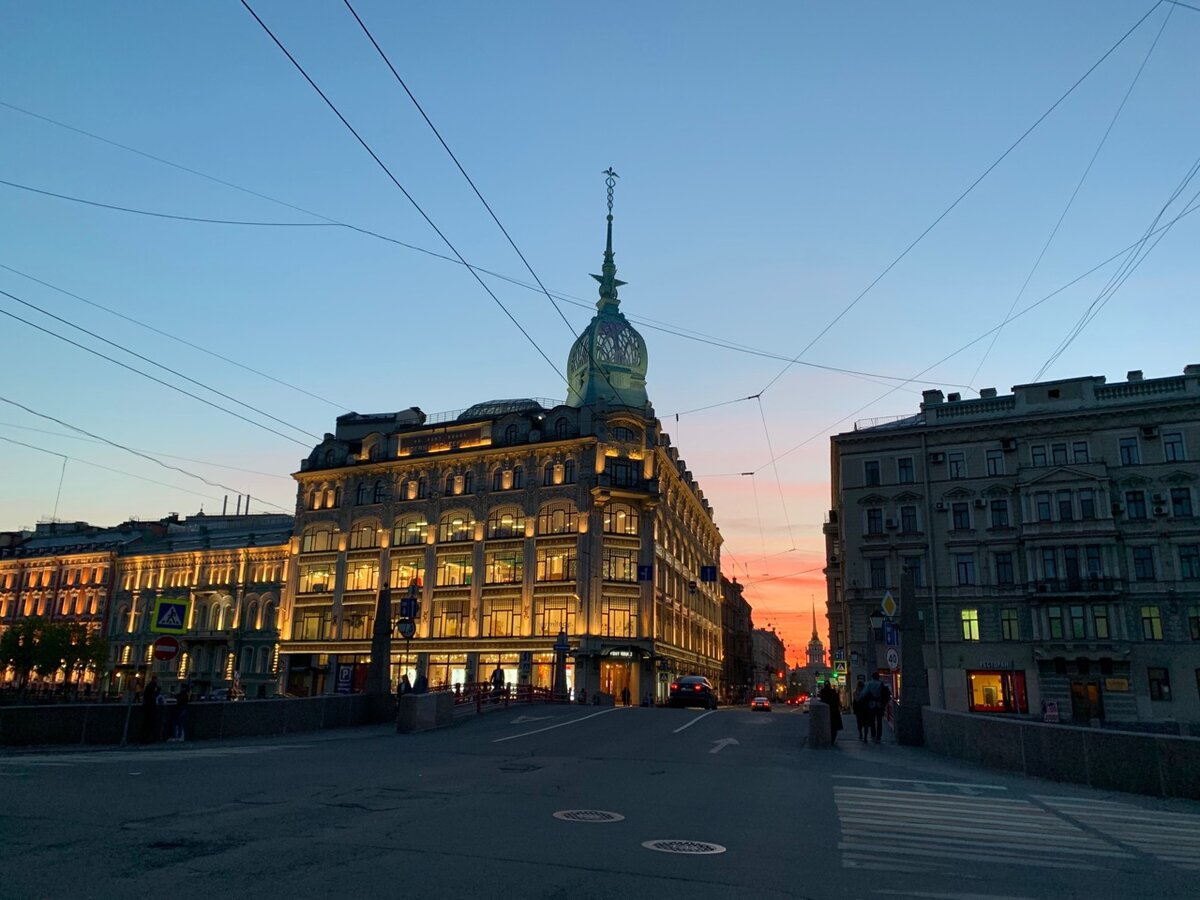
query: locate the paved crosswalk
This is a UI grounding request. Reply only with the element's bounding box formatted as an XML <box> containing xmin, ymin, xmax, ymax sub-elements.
<box><xmin>1035</xmin><ymin>794</ymin><xmax>1200</xmax><ymax>872</ymax></box>
<box><xmin>834</xmin><ymin>777</ymin><xmax>1134</xmax><ymax>873</ymax></box>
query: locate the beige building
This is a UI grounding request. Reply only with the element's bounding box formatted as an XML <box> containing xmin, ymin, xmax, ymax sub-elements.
<box><xmin>281</xmin><ymin>203</ymin><xmax>724</xmax><ymax>702</ymax></box>
<box><xmin>825</xmin><ymin>366</ymin><xmax>1200</xmax><ymax>730</ymax></box>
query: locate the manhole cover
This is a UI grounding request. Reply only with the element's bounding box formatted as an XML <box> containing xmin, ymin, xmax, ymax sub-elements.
<box><xmin>553</xmin><ymin>809</ymin><xmax>625</xmax><ymax>823</ymax></box>
<box><xmin>642</xmin><ymin>839</ymin><xmax>726</xmax><ymax>855</ymax></box>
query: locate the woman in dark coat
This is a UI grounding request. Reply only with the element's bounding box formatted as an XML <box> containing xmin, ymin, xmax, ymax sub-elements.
<box><xmin>818</xmin><ymin>681</ymin><xmax>843</xmax><ymax>744</ymax></box>
<box><xmin>852</xmin><ymin>675</ymin><xmax>871</xmax><ymax>741</ymax></box>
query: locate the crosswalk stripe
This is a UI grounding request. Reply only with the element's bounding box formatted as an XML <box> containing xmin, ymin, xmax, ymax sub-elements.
<box><xmin>837</xmin><ymin>839</ymin><xmax>1095</xmax><ymax>870</ymax></box>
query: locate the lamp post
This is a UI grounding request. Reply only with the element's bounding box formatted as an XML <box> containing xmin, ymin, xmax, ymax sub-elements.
<box><xmin>866</xmin><ymin>610</ymin><xmax>883</xmax><ymax>679</ymax></box>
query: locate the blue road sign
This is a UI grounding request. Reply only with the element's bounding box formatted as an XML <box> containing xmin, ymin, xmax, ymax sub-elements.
<box><xmin>884</xmin><ymin>620</ymin><xmax>899</xmax><ymax>646</ymax></box>
<box><xmin>637</xmin><ymin>565</ymin><xmax>653</xmax><ymax>582</ymax></box>
<box><xmin>151</xmin><ymin>598</ymin><xmax>189</xmax><ymax>635</ymax></box>
<box><xmin>399</xmin><ymin>597</ymin><xmax>420</xmax><ymax>619</ymax></box>
<box><xmin>700</xmin><ymin>565</ymin><xmax>718</xmax><ymax>582</ymax></box>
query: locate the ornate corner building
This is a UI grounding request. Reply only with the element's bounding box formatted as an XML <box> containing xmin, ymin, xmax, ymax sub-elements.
<box><xmin>825</xmin><ymin>366</ymin><xmax>1200</xmax><ymax>729</ymax></box>
<box><xmin>280</xmin><ymin>188</ymin><xmax>724</xmax><ymax>702</ymax></box>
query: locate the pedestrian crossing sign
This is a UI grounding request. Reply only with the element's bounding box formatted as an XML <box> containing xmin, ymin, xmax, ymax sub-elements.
<box><xmin>151</xmin><ymin>598</ymin><xmax>190</xmax><ymax>635</ymax></box>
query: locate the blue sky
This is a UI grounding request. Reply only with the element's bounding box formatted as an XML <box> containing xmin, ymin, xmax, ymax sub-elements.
<box><xmin>3</xmin><ymin>1</ymin><xmax>1198</xmax><ymax>655</ymax></box>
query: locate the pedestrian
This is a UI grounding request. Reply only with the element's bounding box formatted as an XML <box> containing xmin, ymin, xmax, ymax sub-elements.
<box><xmin>817</xmin><ymin>680</ymin><xmax>843</xmax><ymax>745</ymax></box>
<box><xmin>852</xmin><ymin>675</ymin><xmax>871</xmax><ymax>742</ymax></box>
<box><xmin>621</xmin><ymin>685</ymin><xmax>631</xmax><ymax>707</ymax></box>
<box><xmin>141</xmin><ymin>674</ymin><xmax>161</xmax><ymax>744</ymax></box>
<box><xmin>413</xmin><ymin>672</ymin><xmax>428</xmax><ymax>694</ymax></box>
<box><xmin>865</xmin><ymin>671</ymin><xmax>892</xmax><ymax>743</ymax></box>
<box><xmin>170</xmin><ymin>682</ymin><xmax>190</xmax><ymax>742</ymax></box>
<box><xmin>398</xmin><ymin>673</ymin><xmax>412</xmax><ymax>695</ymax></box>
<box><xmin>490</xmin><ymin>664</ymin><xmax>505</xmax><ymax>699</ymax></box>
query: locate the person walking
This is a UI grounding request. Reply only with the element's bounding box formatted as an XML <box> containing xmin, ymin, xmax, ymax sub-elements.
<box><xmin>170</xmin><ymin>682</ymin><xmax>190</xmax><ymax>742</ymax></box>
<box><xmin>490</xmin><ymin>663</ymin><xmax>505</xmax><ymax>700</ymax></box>
<box><xmin>621</xmin><ymin>685</ymin><xmax>631</xmax><ymax>707</ymax></box>
<box><xmin>865</xmin><ymin>671</ymin><xmax>892</xmax><ymax>743</ymax></box>
<box><xmin>398</xmin><ymin>673</ymin><xmax>412</xmax><ymax>695</ymax></box>
<box><xmin>852</xmin><ymin>675</ymin><xmax>871</xmax><ymax>742</ymax></box>
<box><xmin>141</xmin><ymin>675</ymin><xmax>161</xmax><ymax>744</ymax></box>
<box><xmin>817</xmin><ymin>680</ymin><xmax>843</xmax><ymax>745</ymax></box>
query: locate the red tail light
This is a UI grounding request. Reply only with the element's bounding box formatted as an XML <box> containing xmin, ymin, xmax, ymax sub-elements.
<box><xmin>694</xmin><ymin>685</ymin><xmax>702</xmax><ymax>691</ymax></box>
<box><xmin>670</xmin><ymin>682</ymin><xmax>678</xmax><ymax>691</ymax></box>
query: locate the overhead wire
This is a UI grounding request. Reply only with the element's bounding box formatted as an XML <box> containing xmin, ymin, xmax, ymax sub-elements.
<box><xmin>969</xmin><ymin>1</ymin><xmax>1173</xmax><ymax>387</ymax></box>
<box><xmin>239</xmin><ymin>0</ymin><xmax>565</xmax><ymax>383</ymax></box>
<box><xmin>0</xmin><ymin>296</ymin><xmax>313</xmax><ymax>448</ymax></box>
<box><xmin>754</xmin><ymin>1</ymin><xmax>1167</xmax><ymax>398</ymax></box>
<box><xmin>0</xmin><ymin>286</ymin><xmax>320</xmax><ymax>442</ymax></box>
<box><xmin>0</xmin><ymin>395</ymin><xmax>292</xmax><ymax>512</ymax></box>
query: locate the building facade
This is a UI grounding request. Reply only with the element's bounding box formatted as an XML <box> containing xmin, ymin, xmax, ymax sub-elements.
<box><xmin>751</xmin><ymin>627</ymin><xmax>786</xmax><ymax>699</ymax></box>
<box><xmin>721</xmin><ymin>575</ymin><xmax>753</xmax><ymax>701</ymax></box>
<box><xmin>280</xmin><ymin>199</ymin><xmax>725</xmax><ymax>702</ymax></box>
<box><xmin>825</xmin><ymin>366</ymin><xmax>1200</xmax><ymax>729</ymax></box>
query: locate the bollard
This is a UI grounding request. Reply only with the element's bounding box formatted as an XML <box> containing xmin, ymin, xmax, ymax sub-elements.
<box><xmin>808</xmin><ymin>700</ymin><xmax>832</xmax><ymax>748</ymax></box>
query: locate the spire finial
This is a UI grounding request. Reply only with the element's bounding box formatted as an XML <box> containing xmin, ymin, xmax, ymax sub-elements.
<box><xmin>591</xmin><ymin>167</ymin><xmax>626</xmax><ymax>309</ymax></box>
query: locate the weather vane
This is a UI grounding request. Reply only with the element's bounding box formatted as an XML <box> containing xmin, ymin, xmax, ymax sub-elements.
<box><xmin>603</xmin><ymin>167</ymin><xmax>618</xmax><ymax>217</ymax></box>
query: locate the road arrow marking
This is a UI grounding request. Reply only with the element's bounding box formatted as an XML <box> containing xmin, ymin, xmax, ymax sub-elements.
<box><xmin>510</xmin><ymin>715</ymin><xmax>553</xmax><ymax>724</ymax></box>
<box><xmin>709</xmin><ymin>738</ymin><xmax>739</xmax><ymax>754</ymax></box>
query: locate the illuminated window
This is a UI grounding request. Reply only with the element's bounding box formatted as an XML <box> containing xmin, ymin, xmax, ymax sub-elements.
<box><xmin>436</xmin><ymin>554</ymin><xmax>472</xmax><ymax>587</ymax></box>
<box><xmin>536</xmin><ymin>546</ymin><xmax>576</xmax><ymax>582</ymax></box>
<box><xmin>393</xmin><ymin>518</ymin><xmax>428</xmax><ymax>547</ymax></box>
<box><xmin>438</xmin><ymin>513</ymin><xmax>474</xmax><ymax>543</ymax></box>
<box><xmin>345</xmin><ymin>560</ymin><xmax>379</xmax><ymax>592</ymax></box>
<box><xmin>1140</xmin><ymin>606</ymin><xmax>1163</xmax><ymax>641</ymax></box>
<box><xmin>1091</xmin><ymin>606</ymin><xmax>1108</xmax><ymax>639</ymax></box>
<box><xmin>298</xmin><ymin>563</ymin><xmax>333</xmax><ymax>594</ymax></box>
<box><xmin>348</xmin><ymin>523</ymin><xmax>379</xmax><ymax>550</ymax></box>
<box><xmin>602</xmin><ymin>547</ymin><xmax>638</xmax><ymax>582</ymax></box>
<box><xmin>482</xmin><ymin>597</ymin><xmax>519</xmax><ymax>637</ymax></box>
<box><xmin>430</xmin><ymin>600</ymin><xmax>466</xmax><ymax>637</ymax></box>
<box><xmin>535</xmin><ymin>598</ymin><xmax>577</xmax><ymax>636</ymax></box>
<box><xmin>600</xmin><ymin>596</ymin><xmax>636</xmax><ymax>637</ymax></box>
<box><xmin>486</xmin><ymin>507</ymin><xmax>525</xmax><ymax>539</ymax></box>
<box><xmin>960</xmin><ymin>609</ymin><xmax>980</xmax><ymax>641</ymax></box>
<box><xmin>538</xmin><ymin>504</ymin><xmax>577</xmax><ymax>535</ymax></box>
<box><xmin>603</xmin><ymin>503</ymin><xmax>639</xmax><ymax>535</ymax></box>
<box><xmin>485</xmin><ymin>551</ymin><xmax>523</xmax><ymax>584</ymax></box>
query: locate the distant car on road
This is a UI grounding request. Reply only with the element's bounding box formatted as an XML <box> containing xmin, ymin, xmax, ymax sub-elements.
<box><xmin>750</xmin><ymin>696</ymin><xmax>771</xmax><ymax>712</ymax></box>
<box><xmin>668</xmin><ymin>675</ymin><xmax>718</xmax><ymax>710</ymax></box>
<box><xmin>801</xmin><ymin>698</ymin><xmax>811</xmax><ymax>713</ymax></box>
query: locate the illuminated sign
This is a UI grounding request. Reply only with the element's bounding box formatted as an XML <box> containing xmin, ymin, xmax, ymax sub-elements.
<box><xmin>398</xmin><ymin>426</ymin><xmax>488</xmax><ymax>456</ymax></box>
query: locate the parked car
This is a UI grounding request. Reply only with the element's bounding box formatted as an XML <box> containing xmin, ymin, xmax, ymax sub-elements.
<box><xmin>750</xmin><ymin>696</ymin><xmax>771</xmax><ymax>712</ymax></box>
<box><xmin>668</xmin><ymin>675</ymin><xmax>718</xmax><ymax>709</ymax></box>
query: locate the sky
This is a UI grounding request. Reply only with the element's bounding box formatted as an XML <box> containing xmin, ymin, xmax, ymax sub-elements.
<box><xmin>2</xmin><ymin>1</ymin><xmax>1199</xmax><ymax>661</ymax></box>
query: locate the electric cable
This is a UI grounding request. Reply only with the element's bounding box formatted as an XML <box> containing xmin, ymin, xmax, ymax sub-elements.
<box><xmin>0</xmin><ymin>286</ymin><xmax>320</xmax><ymax>441</ymax></box>
<box><xmin>239</xmin><ymin>0</ymin><xmax>565</xmax><ymax>383</ymax></box>
<box><xmin>755</xmin><ymin>1</ymin><xmax>1167</xmax><ymax>397</ymax></box>
<box><xmin>0</xmin><ymin>395</ymin><xmax>292</xmax><ymax>512</ymax></box>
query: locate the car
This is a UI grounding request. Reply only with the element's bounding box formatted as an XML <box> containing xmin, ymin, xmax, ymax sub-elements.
<box><xmin>801</xmin><ymin>698</ymin><xmax>811</xmax><ymax>713</ymax></box>
<box><xmin>750</xmin><ymin>696</ymin><xmax>771</xmax><ymax>712</ymax></box>
<box><xmin>668</xmin><ymin>675</ymin><xmax>718</xmax><ymax>709</ymax></box>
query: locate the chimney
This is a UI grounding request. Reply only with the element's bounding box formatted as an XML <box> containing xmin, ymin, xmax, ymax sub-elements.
<box><xmin>235</xmin><ymin>495</ymin><xmax>242</xmax><ymax>516</ymax></box>
<box><xmin>1126</xmin><ymin>370</ymin><xmax>1143</xmax><ymax>382</ymax></box>
<box><xmin>947</xmin><ymin>392</ymin><xmax>962</xmax><ymax>402</ymax></box>
<box><xmin>1184</xmin><ymin>364</ymin><xmax>1200</xmax><ymax>376</ymax></box>
<box><xmin>245</xmin><ymin>495</ymin><xmax>250</xmax><ymax>515</ymax></box>
<box><xmin>979</xmin><ymin>387</ymin><xmax>997</xmax><ymax>399</ymax></box>
<box><xmin>222</xmin><ymin>495</ymin><xmax>228</xmax><ymax>515</ymax></box>
<box><xmin>921</xmin><ymin>389</ymin><xmax>944</xmax><ymax>407</ymax></box>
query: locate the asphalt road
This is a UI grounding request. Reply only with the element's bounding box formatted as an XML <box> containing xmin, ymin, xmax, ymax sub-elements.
<box><xmin>2</xmin><ymin>704</ymin><xmax>1198</xmax><ymax>900</ymax></box>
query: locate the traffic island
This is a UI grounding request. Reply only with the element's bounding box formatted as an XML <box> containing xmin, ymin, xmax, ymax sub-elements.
<box><xmin>396</xmin><ymin>691</ymin><xmax>453</xmax><ymax>733</ymax></box>
<box><xmin>808</xmin><ymin>700</ymin><xmax>832</xmax><ymax>748</ymax></box>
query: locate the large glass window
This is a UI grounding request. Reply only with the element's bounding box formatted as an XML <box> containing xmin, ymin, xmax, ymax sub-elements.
<box><xmin>1171</xmin><ymin>488</ymin><xmax>1193</xmax><ymax>518</ymax></box>
<box><xmin>956</xmin><ymin>554</ymin><xmax>975</xmax><ymax>586</ymax></box>
<box><xmin>393</xmin><ymin>518</ymin><xmax>428</xmax><ymax>547</ymax></box>
<box><xmin>429</xmin><ymin>600</ymin><xmax>467</xmax><ymax>638</ymax></box>
<box><xmin>952</xmin><ymin>503</ymin><xmax>970</xmax><ymax>530</ymax></box>
<box><xmin>298</xmin><ymin>563</ymin><xmax>334</xmax><ymax>594</ymax></box>
<box><xmin>1119</xmin><ymin>437</ymin><xmax>1140</xmax><ymax>465</ymax></box>
<box><xmin>961</xmin><ymin>609</ymin><xmax>980</xmax><ymax>641</ymax></box>
<box><xmin>484</xmin><ymin>551</ymin><xmax>523</xmax><ymax>584</ymax></box>
<box><xmin>1180</xmin><ymin>545</ymin><xmax>1200</xmax><ymax>581</ymax></box>
<box><xmin>348</xmin><ymin>522</ymin><xmax>380</xmax><ymax>550</ymax></box>
<box><xmin>438</xmin><ymin>513</ymin><xmax>474</xmax><ymax>543</ymax></box>
<box><xmin>603</xmin><ymin>503</ymin><xmax>639</xmax><ymax>535</ymax></box>
<box><xmin>1163</xmin><ymin>432</ymin><xmax>1185</xmax><ymax>462</ymax></box>
<box><xmin>300</xmin><ymin>524</ymin><xmax>336</xmax><ymax>553</ymax></box>
<box><xmin>1000</xmin><ymin>608</ymin><xmax>1019</xmax><ymax>640</ymax></box>
<box><xmin>603</xmin><ymin>546</ymin><xmax>638</xmax><ymax>582</ymax></box>
<box><xmin>1133</xmin><ymin>547</ymin><xmax>1156</xmax><ymax>581</ymax></box>
<box><xmin>608</xmin><ymin>459</ymin><xmax>638</xmax><ymax>487</ymax></box>
<box><xmin>536</xmin><ymin>546</ymin><xmax>577</xmax><ymax>582</ymax></box>
<box><xmin>995</xmin><ymin>552</ymin><xmax>1014</xmax><ymax>585</ymax></box>
<box><xmin>486</xmin><ymin>508</ymin><xmax>525</xmax><ymax>539</ymax></box>
<box><xmin>535</xmin><ymin>598</ymin><xmax>577</xmax><ymax>636</ymax></box>
<box><xmin>435</xmin><ymin>554</ymin><xmax>473</xmax><ymax>587</ymax></box>
<box><xmin>482</xmin><ymin>597</ymin><xmax>519</xmax><ymax>637</ymax></box>
<box><xmin>345</xmin><ymin>559</ymin><xmax>379</xmax><ymax>591</ymax></box>
<box><xmin>1140</xmin><ymin>605</ymin><xmax>1163</xmax><ymax>640</ymax></box>
<box><xmin>600</xmin><ymin>597</ymin><xmax>637</xmax><ymax>637</ymax></box>
<box><xmin>388</xmin><ymin>557</ymin><xmax>425</xmax><ymax>591</ymax></box>
<box><xmin>538</xmin><ymin>504</ymin><xmax>578</xmax><ymax>535</ymax></box>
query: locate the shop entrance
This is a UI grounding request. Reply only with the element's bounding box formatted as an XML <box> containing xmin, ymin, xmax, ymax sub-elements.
<box><xmin>1070</xmin><ymin>680</ymin><xmax>1104</xmax><ymax>723</ymax></box>
<box><xmin>600</xmin><ymin>661</ymin><xmax>637</xmax><ymax>705</ymax></box>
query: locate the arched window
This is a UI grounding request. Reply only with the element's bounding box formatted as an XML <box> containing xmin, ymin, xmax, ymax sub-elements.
<box><xmin>439</xmin><ymin>511</ymin><xmax>474</xmax><ymax>543</ymax></box>
<box><xmin>611</xmin><ymin>425</ymin><xmax>639</xmax><ymax>442</ymax></box>
<box><xmin>256</xmin><ymin>646</ymin><xmax>271</xmax><ymax>674</ymax></box>
<box><xmin>604</xmin><ymin>502</ymin><xmax>639</xmax><ymax>535</ymax></box>
<box><xmin>512</xmin><ymin>466</ymin><xmax>524</xmax><ymax>489</ymax></box>
<box><xmin>543</xmin><ymin>463</ymin><xmax>555</xmax><ymax>486</ymax></box>
<box><xmin>492</xmin><ymin>467</ymin><xmax>505</xmax><ymax>492</ymax></box>
<box><xmin>393</xmin><ymin>517</ymin><xmax>428</xmax><ymax>547</ymax></box>
<box><xmin>301</xmin><ymin>523</ymin><xmax>336</xmax><ymax>553</ymax></box>
<box><xmin>245</xmin><ymin>600</ymin><xmax>259</xmax><ymax>631</ymax></box>
<box><xmin>505</xmin><ymin>424</ymin><xmax>520</xmax><ymax>443</ymax></box>
<box><xmin>348</xmin><ymin>521</ymin><xmax>380</xmax><ymax>550</ymax></box>
<box><xmin>373</xmin><ymin>480</ymin><xmax>387</xmax><ymax>504</ymax></box>
<box><xmin>262</xmin><ymin>601</ymin><xmax>276</xmax><ymax>630</ymax></box>
<box><xmin>555</xmin><ymin>419</ymin><xmax>570</xmax><ymax>439</ymax></box>
<box><xmin>487</xmin><ymin>507</ymin><xmax>526</xmax><ymax>539</ymax></box>
<box><xmin>324</xmin><ymin>449</ymin><xmax>336</xmax><ymax>466</ymax></box>
<box><xmin>401</xmin><ymin>477</ymin><xmax>426</xmax><ymax>500</ymax></box>
<box><xmin>538</xmin><ymin>502</ymin><xmax>578</xmax><ymax>535</ymax></box>
<box><xmin>355</xmin><ymin>483</ymin><xmax>369</xmax><ymax>505</ymax></box>
<box><xmin>563</xmin><ymin>460</ymin><xmax>575</xmax><ymax>484</ymax></box>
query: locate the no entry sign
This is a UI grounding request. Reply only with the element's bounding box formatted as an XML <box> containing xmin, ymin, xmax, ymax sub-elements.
<box><xmin>153</xmin><ymin>635</ymin><xmax>180</xmax><ymax>661</ymax></box>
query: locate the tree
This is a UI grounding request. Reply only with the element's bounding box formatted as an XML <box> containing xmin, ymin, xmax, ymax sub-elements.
<box><xmin>61</xmin><ymin>623</ymin><xmax>110</xmax><ymax>690</ymax></box>
<box><xmin>0</xmin><ymin>618</ymin><xmax>42</xmax><ymax>689</ymax></box>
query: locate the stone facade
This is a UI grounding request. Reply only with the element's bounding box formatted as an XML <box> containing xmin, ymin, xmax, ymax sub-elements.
<box><xmin>826</xmin><ymin>366</ymin><xmax>1200</xmax><ymax>729</ymax></box>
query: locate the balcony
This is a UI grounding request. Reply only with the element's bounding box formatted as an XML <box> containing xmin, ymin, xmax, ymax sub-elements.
<box><xmin>1029</xmin><ymin>577</ymin><xmax>1121</xmax><ymax>597</ymax></box>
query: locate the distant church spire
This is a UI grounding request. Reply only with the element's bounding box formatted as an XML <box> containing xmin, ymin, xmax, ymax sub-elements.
<box><xmin>811</xmin><ymin>599</ymin><xmax>819</xmax><ymax>640</ymax></box>
<box><xmin>590</xmin><ymin>167</ymin><xmax>627</xmax><ymax>311</ymax></box>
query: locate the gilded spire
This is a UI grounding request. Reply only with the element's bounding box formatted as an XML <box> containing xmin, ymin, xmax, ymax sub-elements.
<box><xmin>811</xmin><ymin>599</ymin><xmax>819</xmax><ymax>640</ymax></box>
<box><xmin>591</xmin><ymin>167</ymin><xmax>627</xmax><ymax>311</ymax></box>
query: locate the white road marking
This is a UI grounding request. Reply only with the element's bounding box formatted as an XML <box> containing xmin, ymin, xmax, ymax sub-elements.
<box><xmin>833</xmin><ymin>775</ymin><xmax>1007</xmax><ymax>791</ymax></box>
<box><xmin>492</xmin><ymin>707</ymin><xmax>620</xmax><ymax>742</ymax></box>
<box><xmin>510</xmin><ymin>715</ymin><xmax>553</xmax><ymax>724</ymax></box>
<box><xmin>709</xmin><ymin>737</ymin><xmax>739</xmax><ymax>754</ymax></box>
<box><xmin>1035</xmin><ymin>794</ymin><xmax>1200</xmax><ymax>872</ymax></box>
<box><xmin>671</xmin><ymin>710</ymin><xmax>716</xmax><ymax>733</ymax></box>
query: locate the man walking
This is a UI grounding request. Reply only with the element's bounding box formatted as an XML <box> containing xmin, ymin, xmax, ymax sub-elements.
<box><xmin>141</xmin><ymin>674</ymin><xmax>161</xmax><ymax>744</ymax></box>
<box><xmin>170</xmin><ymin>681</ymin><xmax>190</xmax><ymax>742</ymax></box>
<box><xmin>864</xmin><ymin>671</ymin><xmax>892</xmax><ymax>743</ymax></box>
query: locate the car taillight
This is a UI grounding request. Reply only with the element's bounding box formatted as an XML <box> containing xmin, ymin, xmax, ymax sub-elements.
<box><xmin>670</xmin><ymin>683</ymin><xmax>678</xmax><ymax>691</ymax></box>
<box><xmin>694</xmin><ymin>685</ymin><xmax>702</xmax><ymax>691</ymax></box>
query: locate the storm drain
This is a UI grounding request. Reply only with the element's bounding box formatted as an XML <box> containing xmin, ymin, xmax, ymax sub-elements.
<box><xmin>642</xmin><ymin>839</ymin><xmax>726</xmax><ymax>855</ymax></box>
<box><xmin>553</xmin><ymin>809</ymin><xmax>625</xmax><ymax>823</ymax></box>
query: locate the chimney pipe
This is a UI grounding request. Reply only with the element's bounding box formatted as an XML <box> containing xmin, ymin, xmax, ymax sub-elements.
<box><xmin>222</xmin><ymin>495</ymin><xmax>228</xmax><ymax>516</ymax></box>
<box><xmin>245</xmin><ymin>495</ymin><xmax>250</xmax><ymax>515</ymax></box>
<box><xmin>236</xmin><ymin>495</ymin><xmax>242</xmax><ymax>516</ymax></box>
